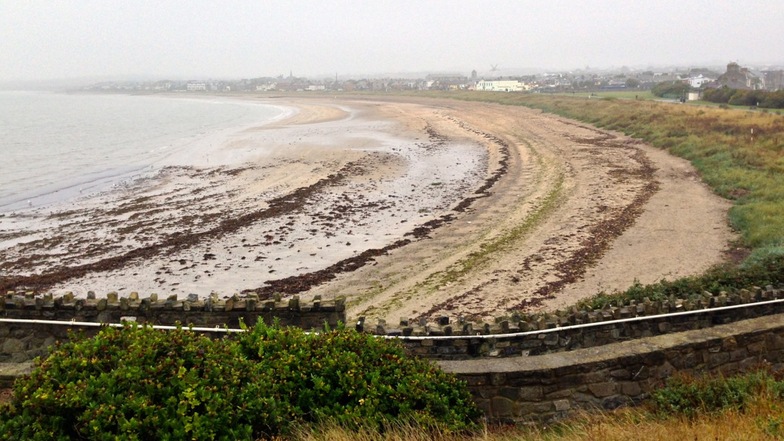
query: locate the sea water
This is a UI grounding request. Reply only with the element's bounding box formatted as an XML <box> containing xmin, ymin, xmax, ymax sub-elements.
<box><xmin>0</xmin><ymin>91</ymin><xmax>286</xmax><ymax>212</ymax></box>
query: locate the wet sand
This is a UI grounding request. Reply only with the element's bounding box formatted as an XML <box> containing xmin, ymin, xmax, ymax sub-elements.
<box><xmin>0</xmin><ymin>95</ymin><xmax>736</xmax><ymax>323</ymax></box>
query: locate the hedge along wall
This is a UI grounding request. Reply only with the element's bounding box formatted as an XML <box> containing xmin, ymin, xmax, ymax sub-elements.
<box><xmin>438</xmin><ymin>313</ymin><xmax>784</xmax><ymax>423</ymax></box>
<box><xmin>0</xmin><ymin>291</ymin><xmax>345</xmax><ymax>363</ymax></box>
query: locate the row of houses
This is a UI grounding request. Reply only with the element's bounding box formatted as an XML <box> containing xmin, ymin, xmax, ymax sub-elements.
<box><xmin>85</xmin><ymin>63</ymin><xmax>784</xmax><ymax>95</ymax></box>
<box><xmin>690</xmin><ymin>63</ymin><xmax>783</xmax><ymax>92</ymax></box>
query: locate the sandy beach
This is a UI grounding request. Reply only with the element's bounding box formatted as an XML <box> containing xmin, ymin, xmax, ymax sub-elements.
<box><xmin>0</xmin><ymin>95</ymin><xmax>736</xmax><ymax>323</ymax></box>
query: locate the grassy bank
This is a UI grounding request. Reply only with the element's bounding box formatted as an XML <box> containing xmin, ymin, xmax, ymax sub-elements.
<box><xmin>291</xmin><ymin>369</ymin><xmax>784</xmax><ymax>441</ymax></box>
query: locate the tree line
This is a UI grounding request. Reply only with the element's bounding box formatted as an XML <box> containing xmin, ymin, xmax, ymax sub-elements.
<box><xmin>702</xmin><ymin>86</ymin><xmax>784</xmax><ymax>109</ymax></box>
<box><xmin>652</xmin><ymin>81</ymin><xmax>784</xmax><ymax>108</ymax></box>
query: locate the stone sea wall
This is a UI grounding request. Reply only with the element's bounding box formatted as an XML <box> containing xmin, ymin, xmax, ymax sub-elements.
<box><xmin>3</xmin><ymin>287</ymin><xmax>784</xmax><ymax>423</ymax></box>
<box><xmin>0</xmin><ymin>291</ymin><xmax>345</xmax><ymax>363</ymax></box>
<box><xmin>439</xmin><ymin>313</ymin><xmax>784</xmax><ymax>423</ymax></box>
<box><xmin>366</xmin><ymin>285</ymin><xmax>784</xmax><ymax>359</ymax></box>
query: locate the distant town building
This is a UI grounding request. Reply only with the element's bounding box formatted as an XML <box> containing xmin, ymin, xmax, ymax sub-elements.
<box><xmin>762</xmin><ymin>70</ymin><xmax>784</xmax><ymax>91</ymax></box>
<box><xmin>475</xmin><ymin>80</ymin><xmax>526</xmax><ymax>92</ymax></box>
<box><xmin>255</xmin><ymin>83</ymin><xmax>277</xmax><ymax>92</ymax></box>
<box><xmin>425</xmin><ymin>74</ymin><xmax>468</xmax><ymax>90</ymax></box>
<box><xmin>716</xmin><ymin>62</ymin><xmax>763</xmax><ymax>90</ymax></box>
<box><xmin>186</xmin><ymin>82</ymin><xmax>207</xmax><ymax>91</ymax></box>
<box><xmin>687</xmin><ymin>74</ymin><xmax>714</xmax><ymax>88</ymax></box>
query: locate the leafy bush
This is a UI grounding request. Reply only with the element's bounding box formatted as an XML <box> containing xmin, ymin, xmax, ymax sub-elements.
<box><xmin>727</xmin><ymin>90</ymin><xmax>765</xmax><ymax>107</ymax></box>
<box><xmin>651</xmin><ymin>81</ymin><xmax>690</xmax><ymax>98</ymax></box>
<box><xmin>0</xmin><ymin>322</ymin><xmax>480</xmax><ymax>440</ymax></box>
<box><xmin>651</xmin><ymin>369</ymin><xmax>784</xmax><ymax>418</ymax></box>
<box><xmin>0</xmin><ymin>325</ymin><xmax>259</xmax><ymax>440</ymax></box>
<box><xmin>703</xmin><ymin>87</ymin><xmax>784</xmax><ymax>109</ymax></box>
<box><xmin>235</xmin><ymin>320</ymin><xmax>481</xmax><ymax>434</ymax></box>
<box><xmin>703</xmin><ymin>86</ymin><xmax>736</xmax><ymax>104</ymax></box>
<box><xmin>759</xmin><ymin>90</ymin><xmax>784</xmax><ymax>109</ymax></box>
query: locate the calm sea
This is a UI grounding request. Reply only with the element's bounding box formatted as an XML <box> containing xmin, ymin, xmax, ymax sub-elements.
<box><xmin>0</xmin><ymin>91</ymin><xmax>284</xmax><ymax>212</ymax></box>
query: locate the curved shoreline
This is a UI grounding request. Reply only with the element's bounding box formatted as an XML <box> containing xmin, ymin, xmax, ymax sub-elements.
<box><xmin>0</xmin><ymin>95</ymin><xmax>736</xmax><ymax>323</ymax></box>
<box><xmin>0</xmin><ymin>97</ymin><xmax>491</xmax><ymax>301</ymax></box>
<box><xmin>0</xmin><ymin>93</ymin><xmax>293</xmax><ymax>213</ymax></box>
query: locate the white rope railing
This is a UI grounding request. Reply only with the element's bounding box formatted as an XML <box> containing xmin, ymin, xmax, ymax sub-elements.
<box><xmin>383</xmin><ymin>297</ymin><xmax>784</xmax><ymax>341</ymax></box>
<box><xmin>2</xmin><ymin>297</ymin><xmax>783</xmax><ymax>341</ymax></box>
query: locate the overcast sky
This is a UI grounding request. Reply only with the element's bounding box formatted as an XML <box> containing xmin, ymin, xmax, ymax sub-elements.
<box><xmin>2</xmin><ymin>0</ymin><xmax>783</xmax><ymax>81</ymax></box>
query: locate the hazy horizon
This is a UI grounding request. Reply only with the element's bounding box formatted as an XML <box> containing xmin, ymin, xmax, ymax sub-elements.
<box><xmin>2</xmin><ymin>0</ymin><xmax>783</xmax><ymax>83</ymax></box>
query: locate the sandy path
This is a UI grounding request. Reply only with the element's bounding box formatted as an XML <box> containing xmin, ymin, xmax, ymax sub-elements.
<box><xmin>0</xmin><ymin>95</ymin><xmax>735</xmax><ymax>324</ymax></box>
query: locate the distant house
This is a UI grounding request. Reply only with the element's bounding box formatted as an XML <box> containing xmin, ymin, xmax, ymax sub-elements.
<box><xmin>426</xmin><ymin>74</ymin><xmax>468</xmax><ymax>90</ymax></box>
<box><xmin>152</xmin><ymin>81</ymin><xmax>172</xmax><ymax>91</ymax></box>
<box><xmin>255</xmin><ymin>83</ymin><xmax>277</xmax><ymax>92</ymax></box>
<box><xmin>186</xmin><ymin>82</ymin><xmax>207</xmax><ymax>91</ymax></box>
<box><xmin>716</xmin><ymin>62</ymin><xmax>763</xmax><ymax>90</ymax></box>
<box><xmin>687</xmin><ymin>74</ymin><xmax>714</xmax><ymax>88</ymax></box>
<box><xmin>762</xmin><ymin>70</ymin><xmax>784</xmax><ymax>91</ymax></box>
<box><xmin>475</xmin><ymin>80</ymin><xmax>525</xmax><ymax>92</ymax></box>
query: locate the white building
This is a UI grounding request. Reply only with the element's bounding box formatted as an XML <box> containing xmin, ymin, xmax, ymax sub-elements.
<box><xmin>186</xmin><ymin>82</ymin><xmax>207</xmax><ymax>91</ymax></box>
<box><xmin>475</xmin><ymin>80</ymin><xmax>525</xmax><ymax>92</ymax></box>
<box><xmin>255</xmin><ymin>83</ymin><xmax>277</xmax><ymax>92</ymax></box>
<box><xmin>688</xmin><ymin>75</ymin><xmax>714</xmax><ymax>88</ymax></box>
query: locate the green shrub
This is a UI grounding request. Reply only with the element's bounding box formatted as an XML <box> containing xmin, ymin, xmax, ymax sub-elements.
<box><xmin>235</xmin><ymin>320</ymin><xmax>481</xmax><ymax>433</ymax></box>
<box><xmin>0</xmin><ymin>322</ymin><xmax>481</xmax><ymax>440</ymax></box>
<box><xmin>0</xmin><ymin>325</ymin><xmax>259</xmax><ymax>440</ymax></box>
<box><xmin>651</xmin><ymin>369</ymin><xmax>784</xmax><ymax>418</ymax></box>
<box><xmin>651</xmin><ymin>81</ymin><xmax>690</xmax><ymax>99</ymax></box>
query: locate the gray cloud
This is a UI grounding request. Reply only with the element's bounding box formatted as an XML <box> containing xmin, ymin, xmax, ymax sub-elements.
<box><xmin>2</xmin><ymin>0</ymin><xmax>783</xmax><ymax>81</ymax></box>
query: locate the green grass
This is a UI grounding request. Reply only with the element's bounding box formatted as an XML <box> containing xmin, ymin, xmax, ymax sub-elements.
<box><xmin>291</xmin><ymin>369</ymin><xmax>784</xmax><ymax>441</ymax></box>
<box><xmin>540</xmin><ymin>90</ymin><xmax>656</xmax><ymax>100</ymax></box>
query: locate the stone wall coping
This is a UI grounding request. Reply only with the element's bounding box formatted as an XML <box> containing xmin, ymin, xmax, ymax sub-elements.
<box><xmin>392</xmin><ymin>299</ymin><xmax>784</xmax><ymax>340</ymax></box>
<box><xmin>365</xmin><ymin>283</ymin><xmax>783</xmax><ymax>337</ymax></box>
<box><xmin>387</xmin><ymin>297</ymin><xmax>784</xmax><ymax>341</ymax></box>
<box><xmin>2</xmin><ymin>291</ymin><xmax>345</xmax><ymax>314</ymax></box>
<box><xmin>437</xmin><ymin>312</ymin><xmax>784</xmax><ymax>375</ymax></box>
<box><xmin>0</xmin><ymin>318</ymin><xmax>246</xmax><ymax>333</ymax></box>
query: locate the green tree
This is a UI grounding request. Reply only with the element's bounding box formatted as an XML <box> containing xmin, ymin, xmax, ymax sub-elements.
<box><xmin>651</xmin><ymin>81</ymin><xmax>690</xmax><ymax>98</ymax></box>
<box><xmin>625</xmin><ymin>78</ymin><xmax>641</xmax><ymax>88</ymax></box>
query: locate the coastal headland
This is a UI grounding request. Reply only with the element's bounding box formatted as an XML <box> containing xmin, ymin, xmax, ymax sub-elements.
<box><xmin>0</xmin><ymin>95</ymin><xmax>735</xmax><ymax>323</ymax></box>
